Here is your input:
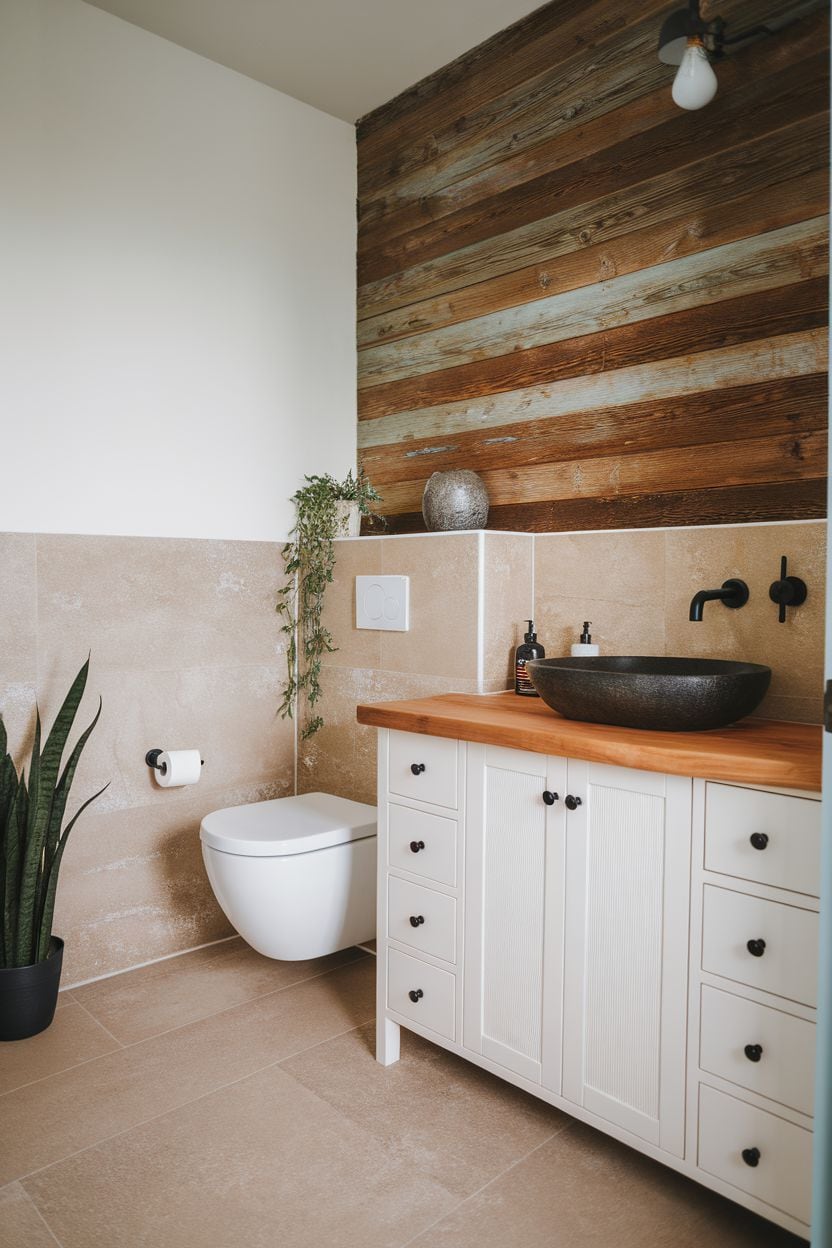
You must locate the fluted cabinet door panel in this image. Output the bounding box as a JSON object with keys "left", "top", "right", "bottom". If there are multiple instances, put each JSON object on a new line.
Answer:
{"left": 464, "top": 744, "right": 564, "bottom": 1084}
{"left": 584, "top": 785, "right": 664, "bottom": 1121}
{"left": 562, "top": 762, "right": 692, "bottom": 1156}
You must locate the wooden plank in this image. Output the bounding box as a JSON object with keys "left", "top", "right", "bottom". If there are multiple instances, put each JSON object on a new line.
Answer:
{"left": 358, "top": 329, "right": 828, "bottom": 450}
{"left": 360, "top": 373, "right": 828, "bottom": 487}
{"left": 359, "top": 53, "right": 829, "bottom": 285}
{"left": 358, "top": 1, "right": 670, "bottom": 188}
{"left": 358, "top": 217, "right": 828, "bottom": 392}
{"left": 359, "top": 12, "right": 827, "bottom": 248}
{"left": 358, "top": 167, "right": 829, "bottom": 349}
{"left": 378, "top": 429, "right": 827, "bottom": 515}
{"left": 358, "top": 0, "right": 813, "bottom": 204}
{"left": 354, "top": 692, "right": 823, "bottom": 792}
{"left": 358, "top": 279, "right": 828, "bottom": 425}
{"left": 371, "top": 480, "right": 828, "bottom": 537}
{"left": 358, "top": 113, "right": 829, "bottom": 320}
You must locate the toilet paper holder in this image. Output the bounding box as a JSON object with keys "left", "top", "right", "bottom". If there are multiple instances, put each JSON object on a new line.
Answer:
{"left": 145, "top": 749, "right": 205, "bottom": 775}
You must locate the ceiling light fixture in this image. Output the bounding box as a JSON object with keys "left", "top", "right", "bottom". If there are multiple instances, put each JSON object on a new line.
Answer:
{"left": 658, "top": 0, "right": 820, "bottom": 111}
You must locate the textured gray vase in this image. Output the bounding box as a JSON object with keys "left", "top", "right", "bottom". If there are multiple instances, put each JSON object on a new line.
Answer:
{"left": 421, "top": 470, "right": 489, "bottom": 531}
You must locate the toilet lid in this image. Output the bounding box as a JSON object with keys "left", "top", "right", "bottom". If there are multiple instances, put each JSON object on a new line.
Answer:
{"left": 199, "top": 792, "right": 377, "bottom": 857}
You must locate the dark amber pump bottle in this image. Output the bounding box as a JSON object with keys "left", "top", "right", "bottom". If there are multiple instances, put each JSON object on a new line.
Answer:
{"left": 515, "top": 620, "right": 545, "bottom": 696}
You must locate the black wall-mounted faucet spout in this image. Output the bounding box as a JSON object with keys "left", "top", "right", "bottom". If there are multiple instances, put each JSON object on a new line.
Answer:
{"left": 689, "top": 578, "right": 749, "bottom": 621}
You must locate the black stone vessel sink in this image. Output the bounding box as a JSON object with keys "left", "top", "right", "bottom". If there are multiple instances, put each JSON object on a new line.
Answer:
{"left": 526, "top": 657, "right": 772, "bottom": 732}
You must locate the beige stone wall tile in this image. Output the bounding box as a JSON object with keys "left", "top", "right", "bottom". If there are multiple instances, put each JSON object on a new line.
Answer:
{"left": 379, "top": 533, "right": 479, "bottom": 678}
{"left": 31, "top": 662, "right": 294, "bottom": 817}
{"left": 299, "top": 668, "right": 480, "bottom": 807}
{"left": 37, "top": 534, "right": 284, "bottom": 675}
{"left": 534, "top": 530, "right": 667, "bottom": 659}
{"left": 321, "top": 537, "right": 383, "bottom": 670}
{"left": 0, "top": 534, "right": 37, "bottom": 684}
{"left": 0, "top": 682, "right": 36, "bottom": 771}
{"left": 483, "top": 532, "right": 534, "bottom": 690}
{"left": 665, "top": 521, "right": 825, "bottom": 719}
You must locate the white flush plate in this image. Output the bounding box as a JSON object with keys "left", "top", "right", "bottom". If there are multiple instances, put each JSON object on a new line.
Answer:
{"left": 356, "top": 575, "right": 410, "bottom": 631}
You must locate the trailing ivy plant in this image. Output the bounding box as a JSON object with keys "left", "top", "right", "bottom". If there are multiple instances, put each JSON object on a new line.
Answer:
{"left": 1, "top": 658, "right": 108, "bottom": 968}
{"left": 277, "top": 470, "right": 381, "bottom": 740}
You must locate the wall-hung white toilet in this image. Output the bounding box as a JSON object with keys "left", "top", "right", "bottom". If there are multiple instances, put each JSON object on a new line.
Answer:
{"left": 200, "top": 792, "right": 377, "bottom": 960}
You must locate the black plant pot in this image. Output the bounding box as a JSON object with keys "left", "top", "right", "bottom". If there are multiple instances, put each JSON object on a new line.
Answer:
{"left": 0, "top": 937, "right": 65, "bottom": 1042}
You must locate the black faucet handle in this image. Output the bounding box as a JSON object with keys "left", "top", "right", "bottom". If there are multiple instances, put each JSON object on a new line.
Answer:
{"left": 769, "top": 556, "right": 807, "bottom": 624}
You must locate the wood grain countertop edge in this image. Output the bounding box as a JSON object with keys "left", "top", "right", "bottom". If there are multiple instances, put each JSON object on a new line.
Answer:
{"left": 356, "top": 693, "right": 822, "bottom": 793}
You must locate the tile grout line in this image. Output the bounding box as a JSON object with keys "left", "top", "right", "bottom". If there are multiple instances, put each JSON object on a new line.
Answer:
{"left": 25, "top": 1186, "right": 65, "bottom": 1248}
{"left": 1, "top": 952, "right": 372, "bottom": 1101}
{"left": 69, "top": 995, "right": 125, "bottom": 1050}
{"left": 397, "top": 1118, "right": 579, "bottom": 1248}
{"left": 16, "top": 1018, "right": 374, "bottom": 1189}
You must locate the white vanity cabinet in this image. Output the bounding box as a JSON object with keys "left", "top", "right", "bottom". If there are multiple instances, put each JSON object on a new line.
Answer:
{"left": 374, "top": 726, "right": 821, "bottom": 1238}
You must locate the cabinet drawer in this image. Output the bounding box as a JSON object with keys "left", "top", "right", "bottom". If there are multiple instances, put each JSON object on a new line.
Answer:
{"left": 388, "top": 877, "right": 456, "bottom": 964}
{"left": 700, "top": 985, "right": 815, "bottom": 1117}
{"left": 388, "top": 731, "right": 458, "bottom": 809}
{"left": 698, "top": 1084, "right": 812, "bottom": 1225}
{"left": 388, "top": 803, "right": 457, "bottom": 887}
{"left": 702, "top": 886, "right": 818, "bottom": 1007}
{"left": 387, "top": 947, "right": 455, "bottom": 1040}
{"left": 705, "top": 784, "right": 821, "bottom": 897}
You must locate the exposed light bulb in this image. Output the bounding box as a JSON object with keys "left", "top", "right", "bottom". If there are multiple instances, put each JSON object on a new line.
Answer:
{"left": 671, "top": 39, "right": 718, "bottom": 110}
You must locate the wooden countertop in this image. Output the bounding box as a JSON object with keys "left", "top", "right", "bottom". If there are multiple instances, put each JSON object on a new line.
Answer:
{"left": 356, "top": 692, "right": 823, "bottom": 792}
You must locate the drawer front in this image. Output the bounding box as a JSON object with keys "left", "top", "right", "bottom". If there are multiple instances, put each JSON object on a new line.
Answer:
{"left": 388, "top": 803, "right": 457, "bottom": 887}
{"left": 387, "top": 947, "right": 455, "bottom": 1040}
{"left": 700, "top": 985, "right": 816, "bottom": 1117}
{"left": 705, "top": 784, "right": 821, "bottom": 897}
{"left": 698, "top": 1083, "right": 812, "bottom": 1225}
{"left": 388, "top": 876, "right": 456, "bottom": 964}
{"left": 702, "top": 885, "right": 819, "bottom": 1007}
{"left": 388, "top": 731, "right": 458, "bottom": 809}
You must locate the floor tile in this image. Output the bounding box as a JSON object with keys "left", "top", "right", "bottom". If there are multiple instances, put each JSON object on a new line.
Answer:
{"left": 23, "top": 1064, "right": 459, "bottom": 1248}
{"left": 0, "top": 1182, "right": 58, "bottom": 1248}
{"left": 0, "top": 1000, "right": 120, "bottom": 1095}
{"left": 406, "top": 1121, "right": 806, "bottom": 1247}
{"left": 283, "top": 1022, "right": 566, "bottom": 1198}
{"left": 0, "top": 956, "right": 374, "bottom": 1184}
{"left": 73, "top": 937, "right": 366, "bottom": 1043}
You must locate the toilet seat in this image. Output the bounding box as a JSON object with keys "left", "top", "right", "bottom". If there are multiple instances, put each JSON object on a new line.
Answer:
{"left": 200, "top": 792, "right": 376, "bottom": 857}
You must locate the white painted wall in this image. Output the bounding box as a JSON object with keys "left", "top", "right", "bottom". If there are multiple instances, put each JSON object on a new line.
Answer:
{"left": 0, "top": 0, "right": 356, "bottom": 541}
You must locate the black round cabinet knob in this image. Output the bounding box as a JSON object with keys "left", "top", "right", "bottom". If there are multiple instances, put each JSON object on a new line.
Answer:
{"left": 744, "top": 1043, "right": 763, "bottom": 1063}
{"left": 565, "top": 795, "right": 582, "bottom": 811}
{"left": 408, "top": 989, "right": 424, "bottom": 1003}
{"left": 409, "top": 915, "right": 425, "bottom": 928}
{"left": 750, "top": 832, "right": 769, "bottom": 851}
{"left": 409, "top": 840, "right": 425, "bottom": 854}
{"left": 747, "top": 938, "right": 766, "bottom": 958}
{"left": 742, "top": 1147, "right": 761, "bottom": 1168}
{"left": 410, "top": 763, "right": 426, "bottom": 775}
{"left": 542, "top": 790, "right": 559, "bottom": 806}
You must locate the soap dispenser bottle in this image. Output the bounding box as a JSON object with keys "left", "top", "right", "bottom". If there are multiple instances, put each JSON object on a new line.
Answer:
{"left": 571, "top": 621, "right": 600, "bottom": 658}
{"left": 515, "top": 620, "right": 545, "bottom": 696}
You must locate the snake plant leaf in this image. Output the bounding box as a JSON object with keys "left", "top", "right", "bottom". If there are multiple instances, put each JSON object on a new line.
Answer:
{"left": 35, "top": 780, "right": 109, "bottom": 963}
{"left": 15, "top": 712, "right": 42, "bottom": 965}
{"left": 3, "top": 778, "right": 26, "bottom": 967}
{"left": 36, "top": 697, "right": 103, "bottom": 944}
{"left": 15, "top": 659, "right": 92, "bottom": 966}
{"left": 0, "top": 731, "right": 19, "bottom": 967}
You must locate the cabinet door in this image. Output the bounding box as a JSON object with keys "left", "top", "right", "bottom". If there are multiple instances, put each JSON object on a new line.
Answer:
{"left": 464, "top": 743, "right": 566, "bottom": 1085}
{"left": 561, "top": 761, "right": 691, "bottom": 1156}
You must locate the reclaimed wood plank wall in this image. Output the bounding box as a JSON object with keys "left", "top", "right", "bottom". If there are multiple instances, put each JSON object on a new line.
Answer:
{"left": 356, "top": 0, "right": 830, "bottom": 533}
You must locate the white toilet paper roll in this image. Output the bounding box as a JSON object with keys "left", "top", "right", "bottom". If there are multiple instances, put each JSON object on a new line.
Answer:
{"left": 154, "top": 749, "right": 202, "bottom": 788}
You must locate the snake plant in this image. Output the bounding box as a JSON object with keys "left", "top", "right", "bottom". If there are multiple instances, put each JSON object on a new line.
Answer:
{"left": 0, "top": 659, "right": 108, "bottom": 968}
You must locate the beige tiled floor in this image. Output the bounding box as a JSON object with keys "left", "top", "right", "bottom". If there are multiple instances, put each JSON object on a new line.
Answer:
{"left": 0, "top": 939, "right": 807, "bottom": 1247}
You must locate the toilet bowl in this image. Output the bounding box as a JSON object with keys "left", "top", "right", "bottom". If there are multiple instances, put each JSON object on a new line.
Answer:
{"left": 200, "top": 792, "right": 377, "bottom": 961}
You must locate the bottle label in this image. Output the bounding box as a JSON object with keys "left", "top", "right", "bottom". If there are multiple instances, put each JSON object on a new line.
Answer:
{"left": 515, "top": 659, "right": 537, "bottom": 694}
